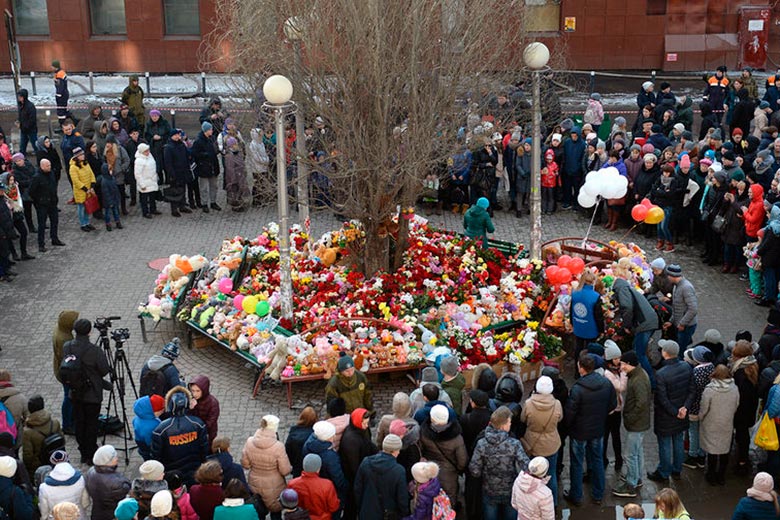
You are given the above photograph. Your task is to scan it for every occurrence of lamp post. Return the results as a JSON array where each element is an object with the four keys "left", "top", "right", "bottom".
[
  {"left": 263, "top": 74, "right": 296, "bottom": 320},
  {"left": 284, "top": 17, "right": 310, "bottom": 224},
  {"left": 523, "top": 42, "right": 550, "bottom": 260}
]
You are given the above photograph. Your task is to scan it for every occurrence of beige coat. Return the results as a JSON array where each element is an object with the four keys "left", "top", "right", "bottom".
[
  {"left": 520, "top": 393, "right": 562, "bottom": 457},
  {"left": 241, "top": 429, "right": 292, "bottom": 512},
  {"left": 699, "top": 378, "right": 740, "bottom": 455}
]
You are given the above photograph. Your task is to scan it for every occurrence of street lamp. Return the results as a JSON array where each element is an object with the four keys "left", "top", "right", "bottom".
[
  {"left": 523, "top": 42, "right": 550, "bottom": 260},
  {"left": 285, "top": 17, "right": 310, "bottom": 224},
  {"left": 263, "top": 74, "right": 296, "bottom": 321}
]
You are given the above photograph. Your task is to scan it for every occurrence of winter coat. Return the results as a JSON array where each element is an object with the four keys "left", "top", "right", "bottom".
[
  {"left": 463, "top": 204, "right": 495, "bottom": 245},
  {"left": 213, "top": 500, "right": 259, "bottom": 520},
  {"left": 61, "top": 131, "right": 86, "bottom": 166},
  {"left": 699, "top": 102, "right": 721, "bottom": 141},
  {"left": 0, "top": 199, "right": 13, "bottom": 240},
  {"left": 17, "top": 89, "right": 37, "bottom": 134},
  {"left": 85, "top": 464, "right": 131, "bottom": 520},
  {"left": 0, "top": 476, "right": 34, "bottom": 520},
  {"left": 732, "top": 496, "right": 780, "bottom": 520},
  {"left": 721, "top": 191, "right": 749, "bottom": 245},
  {"left": 38, "top": 462, "right": 90, "bottom": 520},
  {"left": 326, "top": 414, "right": 349, "bottom": 452},
  {"left": 163, "top": 139, "right": 193, "bottom": 186},
  {"left": 29, "top": 165, "right": 59, "bottom": 208},
  {"left": 690, "top": 363, "right": 715, "bottom": 417},
  {"left": 637, "top": 89, "right": 656, "bottom": 110},
  {"left": 151, "top": 386, "right": 209, "bottom": 484},
  {"left": 744, "top": 185, "right": 766, "bottom": 237},
  {"left": 22, "top": 409, "right": 61, "bottom": 475},
  {"left": 419, "top": 416, "right": 467, "bottom": 500},
  {"left": 78, "top": 104, "right": 104, "bottom": 139},
  {"left": 396, "top": 423, "right": 423, "bottom": 483},
  {"left": 634, "top": 163, "right": 660, "bottom": 201},
  {"left": 459, "top": 407, "right": 492, "bottom": 456},
  {"left": 52, "top": 310, "right": 78, "bottom": 382},
  {"left": 401, "top": 477, "right": 440, "bottom": 520},
  {"left": 324, "top": 371, "right": 373, "bottom": 413},
  {"left": 11, "top": 159, "right": 35, "bottom": 202},
  {"left": 246, "top": 129, "right": 269, "bottom": 173},
  {"left": 241, "top": 428, "right": 291, "bottom": 513},
  {"left": 377, "top": 396, "right": 416, "bottom": 448},
  {"left": 623, "top": 366, "right": 652, "bottom": 432},
  {"left": 145, "top": 118, "right": 172, "bottom": 163},
  {"left": 132, "top": 396, "right": 161, "bottom": 460},
  {"left": 410, "top": 384, "right": 453, "bottom": 418},
  {"left": 671, "top": 277, "right": 698, "bottom": 327},
  {"left": 62, "top": 334, "right": 110, "bottom": 404},
  {"left": 613, "top": 277, "right": 659, "bottom": 334},
  {"left": 105, "top": 142, "right": 130, "bottom": 186},
  {"left": 441, "top": 372, "right": 466, "bottom": 415},
  {"left": 565, "top": 371, "right": 616, "bottom": 441},
  {"left": 129, "top": 478, "right": 168, "bottom": 520},
  {"left": 571, "top": 283, "right": 602, "bottom": 340},
  {"left": 733, "top": 365, "right": 760, "bottom": 430},
  {"left": 288, "top": 471, "right": 341, "bottom": 520},
  {"left": 140, "top": 355, "right": 183, "bottom": 396},
  {"left": 469, "top": 425, "right": 529, "bottom": 498},
  {"left": 731, "top": 89, "right": 755, "bottom": 136},
  {"left": 759, "top": 207, "right": 780, "bottom": 268},
  {"left": 654, "top": 358, "right": 695, "bottom": 435},
  {"left": 121, "top": 78, "right": 145, "bottom": 126},
  {"left": 190, "top": 483, "right": 224, "bottom": 520},
  {"left": 650, "top": 174, "right": 686, "bottom": 208},
  {"left": 677, "top": 97, "right": 694, "bottom": 130},
  {"left": 36, "top": 137, "right": 63, "bottom": 178},
  {"left": 109, "top": 118, "right": 129, "bottom": 147},
  {"left": 584, "top": 99, "right": 604, "bottom": 126},
  {"left": 189, "top": 375, "right": 219, "bottom": 443},
  {"left": 206, "top": 450, "right": 248, "bottom": 490},
  {"left": 134, "top": 150, "right": 158, "bottom": 193},
  {"left": 759, "top": 360, "right": 780, "bottom": 402},
  {"left": 753, "top": 107, "right": 770, "bottom": 139},
  {"left": 99, "top": 163, "right": 121, "bottom": 209},
  {"left": 562, "top": 129, "right": 587, "bottom": 176},
  {"left": 520, "top": 393, "right": 563, "bottom": 457},
  {"left": 93, "top": 121, "right": 109, "bottom": 156},
  {"left": 301, "top": 434, "right": 348, "bottom": 499},
  {"left": 70, "top": 159, "right": 96, "bottom": 204},
  {"left": 118, "top": 112, "right": 140, "bottom": 134},
  {"left": 192, "top": 131, "right": 220, "bottom": 178},
  {"left": 354, "top": 452, "right": 410, "bottom": 520},
  {"left": 511, "top": 471, "right": 555, "bottom": 520},
  {"left": 225, "top": 149, "right": 249, "bottom": 206},
  {"left": 699, "top": 378, "right": 739, "bottom": 455},
  {"left": 339, "top": 424, "right": 378, "bottom": 486},
  {"left": 285, "top": 426, "right": 313, "bottom": 478},
  {"left": 470, "top": 146, "right": 498, "bottom": 190}
]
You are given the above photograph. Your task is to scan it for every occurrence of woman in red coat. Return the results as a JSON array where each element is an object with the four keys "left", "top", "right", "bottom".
[
  {"left": 189, "top": 375, "right": 220, "bottom": 443},
  {"left": 742, "top": 183, "right": 766, "bottom": 242},
  {"left": 190, "top": 460, "right": 225, "bottom": 520}
]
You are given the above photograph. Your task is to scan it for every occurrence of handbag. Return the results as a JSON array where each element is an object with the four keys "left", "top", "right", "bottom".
[
  {"left": 711, "top": 214, "right": 728, "bottom": 234},
  {"left": 163, "top": 185, "right": 185, "bottom": 204},
  {"left": 755, "top": 411, "right": 779, "bottom": 451},
  {"left": 83, "top": 192, "right": 100, "bottom": 215}
]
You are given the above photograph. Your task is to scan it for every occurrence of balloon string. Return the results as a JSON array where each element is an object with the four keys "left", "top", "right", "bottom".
[
  {"left": 617, "top": 223, "right": 638, "bottom": 243},
  {"left": 581, "top": 197, "right": 601, "bottom": 248}
]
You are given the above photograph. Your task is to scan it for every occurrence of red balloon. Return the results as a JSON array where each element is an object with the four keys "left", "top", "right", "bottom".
[
  {"left": 641, "top": 198, "right": 653, "bottom": 208},
  {"left": 557, "top": 254, "right": 573, "bottom": 269},
  {"left": 545, "top": 265, "right": 560, "bottom": 282},
  {"left": 569, "top": 257, "right": 585, "bottom": 275},
  {"left": 558, "top": 267, "right": 573, "bottom": 284},
  {"left": 631, "top": 204, "right": 649, "bottom": 222}
]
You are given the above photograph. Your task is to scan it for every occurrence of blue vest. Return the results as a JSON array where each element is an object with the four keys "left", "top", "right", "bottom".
[{"left": 571, "top": 284, "right": 600, "bottom": 340}]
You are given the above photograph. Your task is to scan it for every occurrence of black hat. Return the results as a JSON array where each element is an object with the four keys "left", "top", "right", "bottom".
[
  {"left": 73, "top": 318, "right": 92, "bottom": 336},
  {"left": 682, "top": 130, "right": 693, "bottom": 141},
  {"left": 717, "top": 65, "right": 728, "bottom": 73},
  {"left": 469, "top": 389, "right": 489, "bottom": 408},
  {"left": 723, "top": 151, "right": 736, "bottom": 162},
  {"left": 651, "top": 124, "right": 663, "bottom": 134},
  {"left": 27, "top": 395, "right": 44, "bottom": 414},
  {"left": 665, "top": 264, "right": 683, "bottom": 277},
  {"left": 660, "top": 81, "right": 671, "bottom": 90},
  {"left": 620, "top": 351, "right": 640, "bottom": 367}
]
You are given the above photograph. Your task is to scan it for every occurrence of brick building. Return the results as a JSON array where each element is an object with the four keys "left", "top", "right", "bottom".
[{"left": 1, "top": 0, "right": 779, "bottom": 73}]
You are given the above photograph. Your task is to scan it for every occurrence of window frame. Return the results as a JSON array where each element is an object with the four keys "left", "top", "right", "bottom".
[
  {"left": 163, "top": 0, "right": 201, "bottom": 36},
  {"left": 12, "top": 0, "right": 50, "bottom": 36},
  {"left": 89, "top": 0, "right": 128, "bottom": 36}
]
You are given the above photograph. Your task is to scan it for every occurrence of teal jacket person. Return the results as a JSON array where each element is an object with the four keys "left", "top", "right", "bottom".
[{"left": 463, "top": 197, "right": 495, "bottom": 248}]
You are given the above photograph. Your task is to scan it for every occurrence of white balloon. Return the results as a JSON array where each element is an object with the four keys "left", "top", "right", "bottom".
[
  {"left": 578, "top": 190, "right": 597, "bottom": 208},
  {"left": 601, "top": 166, "right": 620, "bottom": 179},
  {"left": 582, "top": 178, "right": 601, "bottom": 197}
]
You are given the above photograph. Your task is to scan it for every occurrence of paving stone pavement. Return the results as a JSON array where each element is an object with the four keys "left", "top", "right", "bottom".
[{"left": 0, "top": 175, "right": 766, "bottom": 519}]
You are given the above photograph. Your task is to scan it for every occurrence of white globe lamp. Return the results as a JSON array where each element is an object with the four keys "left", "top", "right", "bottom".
[
  {"left": 263, "top": 75, "right": 294, "bottom": 105},
  {"left": 523, "top": 42, "right": 550, "bottom": 70}
]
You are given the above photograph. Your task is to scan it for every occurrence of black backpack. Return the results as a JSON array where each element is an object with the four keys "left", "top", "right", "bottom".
[
  {"left": 39, "top": 424, "right": 65, "bottom": 467},
  {"left": 139, "top": 363, "right": 169, "bottom": 397},
  {"left": 59, "top": 345, "right": 88, "bottom": 392}
]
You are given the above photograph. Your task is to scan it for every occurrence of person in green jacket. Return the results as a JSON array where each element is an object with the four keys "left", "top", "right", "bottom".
[
  {"left": 325, "top": 355, "right": 373, "bottom": 414},
  {"left": 463, "top": 197, "right": 495, "bottom": 249},
  {"left": 121, "top": 75, "right": 146, "bottom": 127},
  {"left": 440, "top": 356, "right": 466, "bottom": 415}
]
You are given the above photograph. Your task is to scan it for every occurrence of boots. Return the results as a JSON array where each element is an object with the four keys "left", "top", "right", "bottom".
[
  {"left": 656, "top": 240, "right": 664, "bottom": 250},
  {"left": 664, "top": 241, "right": 675, "bottom": 252}
]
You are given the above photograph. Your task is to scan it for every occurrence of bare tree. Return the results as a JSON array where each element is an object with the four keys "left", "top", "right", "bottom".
[{"left": 204, "top": 0, "right": 562, "bottom": 275}]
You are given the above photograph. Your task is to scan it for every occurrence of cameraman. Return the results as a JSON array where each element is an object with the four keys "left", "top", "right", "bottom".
[
  {"left": 63, "top": 318, "right": 111, "bottom": 464},
  {"left": 139, "top": 339, "right": 184, "bottom": 397}
]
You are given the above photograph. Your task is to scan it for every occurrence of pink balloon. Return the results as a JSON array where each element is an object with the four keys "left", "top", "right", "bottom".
[
  {"left": 233, "top": 294, "right": 245, "bottom": 311},
  {"left": 218, "top": 277, "right": 233, "bottom": 294},
  {"left": 641, "top": 198, "right": 653, "bottom": 208}
]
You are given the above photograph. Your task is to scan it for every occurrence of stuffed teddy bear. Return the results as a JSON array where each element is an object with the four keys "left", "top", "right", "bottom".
[{"left": 266, "top": 336, "right": 291, "bottom": 380}]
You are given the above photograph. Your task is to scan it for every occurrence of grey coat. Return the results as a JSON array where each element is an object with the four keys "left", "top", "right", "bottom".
[
  {"left": 671, "top": 277, "right": 698, "bottom": 327},
  {"left": 699, "top": 378, "right": 739, "bottom": 455},
  {"left": 613, "top": 278, "right": 659, "bottom": 333}
]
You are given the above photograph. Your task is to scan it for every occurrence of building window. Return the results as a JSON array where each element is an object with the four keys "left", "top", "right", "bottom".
[
  {"left": 164, "top": 0, "right": 200, "bottom": 35},
  {"left": 524, "top": 0, "right": 560, "bottom": 33},
  {"left": 647, "top": 0, "right": 666, "bottom": 15},
  {"left": 12, "top": 0, "right": 49, "bottom": 36},
  {"left": 90, "top": 0, "right": 127, "bottom": 35}
]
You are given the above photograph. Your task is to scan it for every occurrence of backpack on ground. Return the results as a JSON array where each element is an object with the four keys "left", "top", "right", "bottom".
[
  {"left": 59, "top": 347, "right": 89, "bottom": 393},
  {"left": 139, "top": 362, "right": 169, "bottom": 397},
  {"left": 0, "top": 397, "right": 17, "bottom": 441},
  {"left": 39, "top": 424, "right": 65, "bottom": 467},
  {"left": 432, "top": 489, "right": 456, "bottom": 520}
]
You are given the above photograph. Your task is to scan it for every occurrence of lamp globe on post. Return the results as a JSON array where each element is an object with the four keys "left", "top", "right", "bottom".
[
  {"left": 523, "top": 42, "right": 549, "bottom": 261},
  {"left": 263, "top": 75, "right": 293, "bottom": 105}
]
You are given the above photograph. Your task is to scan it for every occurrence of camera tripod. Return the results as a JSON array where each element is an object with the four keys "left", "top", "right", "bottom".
[{"left": 96, "top": 318, "right": 139, "bottom": 465}]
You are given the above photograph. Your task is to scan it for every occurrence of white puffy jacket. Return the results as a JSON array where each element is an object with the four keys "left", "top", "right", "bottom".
[
  {"left": 134, "top": 151, "right": 159, "bottom": 193},
  {"left": 38, "top": 462, "right": 91, "bottom": 520}
]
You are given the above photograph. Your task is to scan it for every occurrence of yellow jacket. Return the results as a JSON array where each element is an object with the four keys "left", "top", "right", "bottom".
[{"left": 70, "top": 159, "right": 95, "bottom": 203}]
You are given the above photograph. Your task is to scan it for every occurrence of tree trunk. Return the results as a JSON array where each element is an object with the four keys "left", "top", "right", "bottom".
[
  {"left": 363, "top": 223, "right": 390, "bottom": 276},
  {"left": 392, "top": 209, "right": 410, "bottom": 272}
]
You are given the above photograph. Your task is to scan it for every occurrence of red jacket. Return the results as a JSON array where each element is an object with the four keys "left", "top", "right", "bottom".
[
  {"left": 190, "top": 483, "right": 224, "bottom": 520},
  {"left": 288, "top": 472, "right": 341, "bottom": 520},
  {"left": 541, "top": 160, "right": 559, "bottom": 188},
  {"left": 743, "top": 184, "right": 766, "bottom": 238}
]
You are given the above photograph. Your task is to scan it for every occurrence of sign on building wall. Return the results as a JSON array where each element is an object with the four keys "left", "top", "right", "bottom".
[{"left": 564, "top": 16, "right": 576, "bottom": 32}]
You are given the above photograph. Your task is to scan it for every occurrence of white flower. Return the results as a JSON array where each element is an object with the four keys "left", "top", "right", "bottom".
[{"left": 518, "top": 259, "right": 530, "bottom": 269}]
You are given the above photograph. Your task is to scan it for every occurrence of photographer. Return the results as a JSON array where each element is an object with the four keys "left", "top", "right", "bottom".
[
  {"left": 140, "top": 339, "right": 184, "bottom": 397},
  {"left": 62, "top": 318, "right": 111, "bottom": 465}
]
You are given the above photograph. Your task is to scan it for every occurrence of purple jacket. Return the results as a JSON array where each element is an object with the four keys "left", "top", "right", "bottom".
[{"left": 402, "top": 477, "right": 441, "bottom": 520}]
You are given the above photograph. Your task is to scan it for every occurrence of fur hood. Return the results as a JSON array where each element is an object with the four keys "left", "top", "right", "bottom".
[
  {"left": 165, "top": 385, "right": 192, "bottom": 416},
  {"left": 471, "top": 363, "right": 497, "bottom": 397}
]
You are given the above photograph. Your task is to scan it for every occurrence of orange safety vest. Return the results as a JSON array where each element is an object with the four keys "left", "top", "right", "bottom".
[
  {"left": 708, "top": 76, "right": 729, "bottom": 88},
  {"left": 768, "top": 75, "right": 779, "bottom": 88}
]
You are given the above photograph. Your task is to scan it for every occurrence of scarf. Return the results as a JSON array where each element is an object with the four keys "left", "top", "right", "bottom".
[
  {"left": 747, "top": 487, "right": 777, "bottom": 503},
  {"left": 731, "top": 355, "right": 758, "bottom": 375},
  {"left": 222, "top": 498, "right": 245, "bottom": 507},
  {"left": 707, "top": 377, "right": 734, "bottom": 391},
  {"left": 661, "top": 175, "right": 672, "bottom": 187}
]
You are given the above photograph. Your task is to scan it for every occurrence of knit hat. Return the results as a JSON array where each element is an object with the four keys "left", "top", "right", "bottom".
[
  {"left": 650, "top": 258, "right": 666, "bottom": 270},
  {"left": 161, "top": 339, "right": 180, "bottom": 359},
  {"left": 641, "top": 143, "right": 655, "bottom": 155},
  {"left": 704, "top": 329, "right": 722, "bottom": 344},
  {"left": 469, "top": 389, "right": 489, "bottom": 408},
  {"left": 337, "top": 354, "right": 354, "bottom": 372},
  {"left": 389, "top": 419, "right": 407, "bottom": 437},
  {"left": 528, "top": 456, "right": 549, "bottom": 478},
  {"left": 604, "top": 339, "right": 622, "bottom": 361},
  {"left": 732, "top": 127, "right": 743, "bottom": 136},
  {"left": 491, "top": 132, "right": 502, "bottom": 142},
  {"left": 682, "top": 130, "right": 693, "bottom": 141},
  {"left": 106, "top": 133, "right": 117, "bottom": 144},
  {"left": 262, "top": 415, "right": 280, "bottom": 432},
  {"left": 642, "top": 153, "right": 656, "bottom": 163},
  {"left": 587, "top": 342, "right": 605, "bottom": 357},
  {"left": 680, "top": 154, "right": 691, "bottom": 169},
  {"left": 535, "top": 375, "right": 554, "bottom": 395},
  {"left": 351, "top": 408, "right": 369, "bottom": 429},
  {"left": 382, "top": 434, "right": 403, "bottom": 452},
  {"left": 151, "top": 490, "right": 173, "bottom": 516},
  {"left": 651, "top": 124, "right": 663, "bottom": 134},
  {"left": 700, "top": 158, "right": 713, "bottom": 167},
  {"left": 150, "top": 394, "right": 165, "bottom": 413},
  {"left": 430, "top": 404, "right": 449, "bottom": 425},
  {"left": 226, "top": 136, "right": 238, "bottom": 148},
  {"left": 511, "top": 132, "right": 522, "bottom": 141},
  {"left": 421, "top": 366, "right": 439, "bottom": 384},
  {"left": 201, "top": 121, "right": 213, "bottom": 133},
  {"left": 629, "top": 144, "right": 641, "bottom": 152},
  {"left": 750, "top": 472, "right": 775, "bottom": 500},
  {"left": 551, "top": 133, "right": 562, "bottom": 143},
  {"left": 0, "top": 456, "right": 16, "bottom": 478},
  {"left": 730, "top": 169, "right": 745, "bottom": 182},
  {"left": 149, "top": 109, "right": 161, "bottom": 118},
  {"left": 52, "top": 60, "right": 60, "bottom": 68},
  {"left": 11, "top": 152, "right": 24, "bottom": 162},
  {"left": 302, "top": 453, "right": 322, "bottom": 473},
  {"left": 93, "top": 445, "right": 117, "bottom": 466},
  {"left": 714, "top": 170, "right": 727, "bottom": 183},
  {"left": 440, "top": 355, "right": 459, "bottom": 377},
  {"left": 659, "top": 339, "right": 680, "bottom": 357},
  {"left": 613, "top": 116, "right": 625, "bottom": 125},
  {"left": 723, "top": 151, "right": 736, "bottom": 162},
  {"left": 642, "top": 81, "right": 653, "bottom": 91},
  {"left": 114, "top": 498, "right": 139, "bottom": 520},
  {"left": 280, "top": 489, "right": 299, "bottom": 509},
  {"left": 711, "top": 128, "right": 722, "bottom": 140},
  {"left": 760, "top": 100, "right": 771, "bottom": 109},
  {"left": 50, "top": 450, "right": 69, "bottom": 465},
  {"left": 620, "top": 351, "right": 639, "bottom": 367},
  {"left": 52, "top": 502, "right": 80, "bottom": 520},
  {"left": 476, "top": 197, "right": 490, "bottom": 209},
  {"left": 28, "top": 395, "right": 44, "bottom": 414},
  {"left": 561, "top": 118, "right": 574, "bottom": 132},
  {"left": 673, "top": 123, "right": 685, "bottom": 134},
  {"left": 137, "top": 143, "right": 150, "bottom": 154},
  {"left": 412, "top": 461, "right": 440, "bottom": 484},
  {"left": 665, "top": 264, "right": 682, "bottom": 277},
  {"left": 313, "top": 421, "right": 337, "bottom": 441},
  {"left": 139, "top": 460, "right": 165, "bottom": 480},
  {"left": 692, "top": 346, "right": 713, "bottom": 364},
  {"left": 523, "top": 137, "right": 532, "bottom": 145}
]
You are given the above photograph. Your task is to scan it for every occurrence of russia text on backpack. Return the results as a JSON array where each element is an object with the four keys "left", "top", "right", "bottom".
[
  {"left": 139, "top": 363, "right": 169, "bottom": 397},
  {"left": 0, "top": 397, "right": 17, "bottom": 441}
]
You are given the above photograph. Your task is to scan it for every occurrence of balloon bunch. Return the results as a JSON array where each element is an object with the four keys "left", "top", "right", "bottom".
[
  {"left": 630, "top": 198, "right": 665, "bottom": 225},
  {"left": 232, "top": 293, "right": 271, "bottom": 317},
  {"left": 577, "top": 167, "right": 629, "bottom": 208},
  {"left": 544, "top": 254, "right": 586, "bottom": 286}
]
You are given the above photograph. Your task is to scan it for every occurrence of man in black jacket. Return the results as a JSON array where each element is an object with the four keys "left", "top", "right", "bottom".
[
  {"left": 354, "top": 434, "right": 409, "bottom": 520},
  {"left": 563, "top": 352, "right": 616, "bottom": 507},
  {"left": 162, "top": 130, "right": 193, "bottom": 217},
  {"left": 192, "top": 123, "right": 221, "bottom": 213},
  {"left": 648, "top": 339, "right": 695, "bottom": 483},
  {"left": 63, "top": 319, "right": 111, "bottom": 465},
  {"left": 0, "top": 183, "right": 17, "bottom": 282},
  {"left": 16, "top": 89, "right": 37, "bottom": 154},
  {"left": 28, "top": 159, "right": 65, "bottom": 252},
  {"left": 460, "top": 389, "right": 493, "bottom": 520}
]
